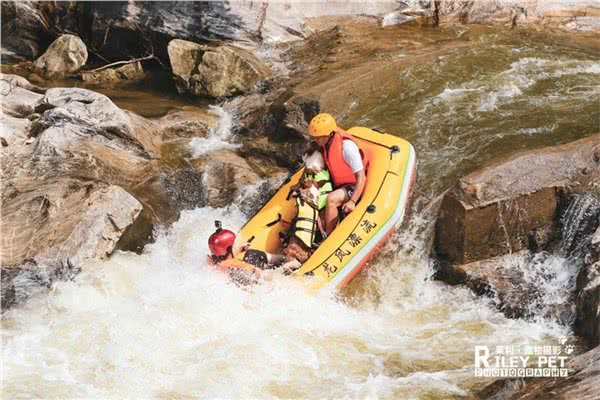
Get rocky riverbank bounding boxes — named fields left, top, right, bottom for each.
left=0, top=73, right=290, bottom=308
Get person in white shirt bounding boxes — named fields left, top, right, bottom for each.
left=306, top=113, right=367, bottom=235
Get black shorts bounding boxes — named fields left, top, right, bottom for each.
left=343, top=185, right=355, bottom=200
left=243, top=249, right=268, bottom=270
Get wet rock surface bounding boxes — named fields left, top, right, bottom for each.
left=193, top=149, right=260, bottom=208
left=435, top=251, right=535, bottom=319
left=32, top=34, right=88, bottom=78
left=435, top=134, right=600, bottom=265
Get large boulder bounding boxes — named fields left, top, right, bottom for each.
left=0, top=183, right=141, bottom=267
left=33, top=34, right=88, bottom=78
left=0, top=82, right=160, bottom=267
left=435, top=192, right=599, bottom=324
left=0, top=1, right=48, bottom=62
left=435, top=134, right=600, bottom=265
left=167, top=40, right=205, bottom=94
left=1, top=76, right=205, bottom=257
left=168, top=39, right=271, bottom=98
left=435, top=251, right=534, bottom=318
left=0, top=181, right=142, bottom=309
left=0, top=74, right=45, bottom=118
left=194, top=45, right=271, bottom=97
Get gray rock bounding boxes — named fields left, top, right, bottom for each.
left=43, top=185, right=142, bottom=264
left=195, top=149, right=261, bottom=208
left=0, top=111, right=31, bottom=147
left=168, top=39, right=271, bottom=98
left=33, top=34, right=88, bottom=78
left=0, top=73, right=45, bottom=94
left=435, top=134, right=600, bottom=264
left=0, top=75, right=45, bottom=118
left=0, top=184, right=141, bottom=310
left=0, top=180, right=140, bottom=266
left=1, top=74, right=248, bottom=238
left=0, top=1, right=47, bottom=62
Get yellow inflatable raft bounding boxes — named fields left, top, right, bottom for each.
left=237, top=127, right=417, bottom=292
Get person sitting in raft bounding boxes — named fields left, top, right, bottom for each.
left=306, top=113, right=368, bottom=235
left=207, top=221, right=285, bottom=282
left=279, top=142, right=334, bottom=269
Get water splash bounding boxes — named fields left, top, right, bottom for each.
left=188, top=105, right=240, bottom=157
left=460, top=194, right=600, bottom=326
left=1, top=205, right=571, bottom=399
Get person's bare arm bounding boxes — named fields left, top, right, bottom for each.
left=342, top=169, right=366, bottom=213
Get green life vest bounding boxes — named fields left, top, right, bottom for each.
left=304, top=169, right=333, bottom=210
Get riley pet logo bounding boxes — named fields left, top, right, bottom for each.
left=474, top=338, right=574, bottom=378
left=558, top=336, right=569, bottom=345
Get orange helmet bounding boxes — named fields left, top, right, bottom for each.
left=308, top=113, right=337, bottom=137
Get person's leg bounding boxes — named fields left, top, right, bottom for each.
left=243, top=249, right=269, bottom=269
left=324, top=188, right=349, bottom=235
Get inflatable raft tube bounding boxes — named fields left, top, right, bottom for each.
left=237, top=127, right=417, bottom=292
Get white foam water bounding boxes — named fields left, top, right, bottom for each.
left=188, top=105, right=240, bottom=157
left=1, top=205, right=572, bottom=399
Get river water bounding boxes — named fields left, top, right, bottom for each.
left=2, top=26, right=599, bottom=399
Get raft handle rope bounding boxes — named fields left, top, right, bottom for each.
left=372, top=128, right=385, bottom=134
left=390, top=145, right=400, bottom=159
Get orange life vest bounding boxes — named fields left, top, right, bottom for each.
left=322, top=132, right=368, bottom=188
left=216, top=257, right=256, bottom=273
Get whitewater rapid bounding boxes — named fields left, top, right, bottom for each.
left=2, top=205, right=571, bottom=399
